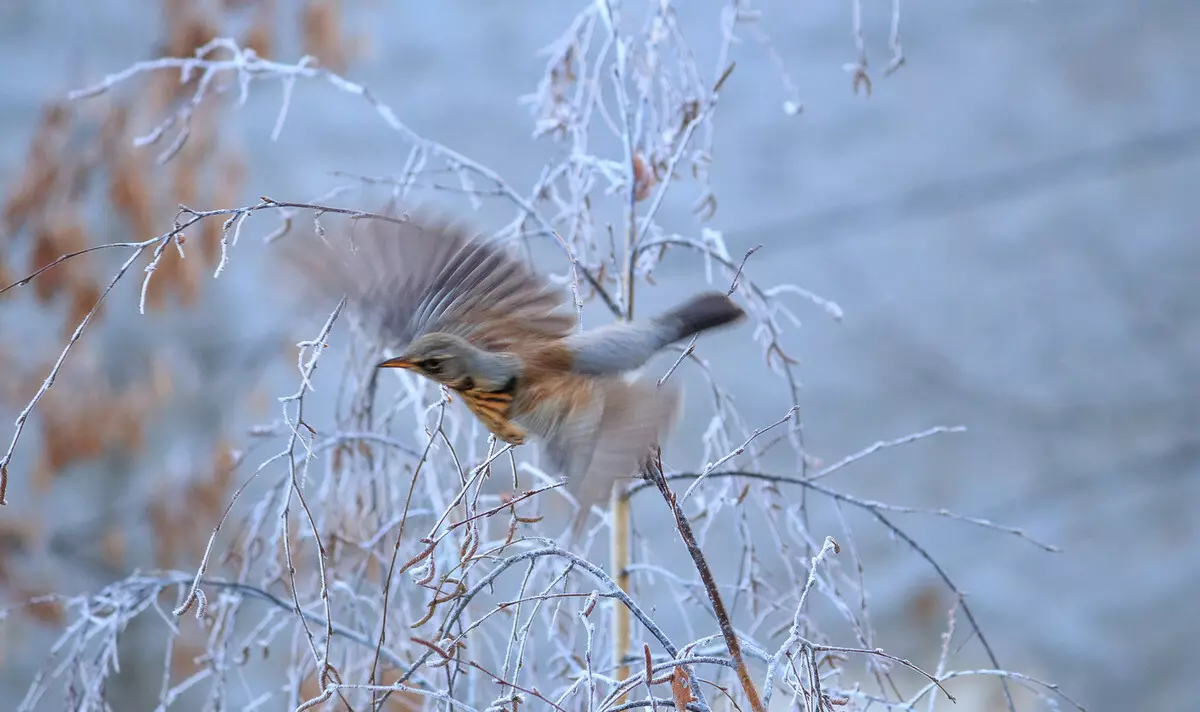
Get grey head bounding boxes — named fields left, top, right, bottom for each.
left=378, top=332, right=522, bottom=392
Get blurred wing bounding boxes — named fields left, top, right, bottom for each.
left=285, top=208, right=576, bottom=351
left=529, top=374, right=681, bottom=534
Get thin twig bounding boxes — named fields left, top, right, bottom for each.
left=645, top=455, right=765, bottom=712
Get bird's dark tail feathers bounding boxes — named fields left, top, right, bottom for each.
left=562, top=291, right=745, bottom=376
left=654, top=291, right=746, bottom=344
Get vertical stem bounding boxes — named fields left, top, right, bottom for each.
left=610, top=487, right=631, bottom=688
left=613, top=54, right=638, bottom=709
left=611, top=144, right=637, bottom=705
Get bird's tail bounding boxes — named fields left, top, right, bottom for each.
left=652, top=291, right=746, bottom=345
left=563, top=292, right=745, bottom=376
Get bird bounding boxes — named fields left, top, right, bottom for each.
left=287, top=207, right=745, bottom=532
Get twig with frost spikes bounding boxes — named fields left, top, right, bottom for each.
left=368, top=396, right=446, bottom=708
left=311, top=430, right=422, bottom=459
left=0, top=239, right=156, bottom=297
left=762, top=535, right=839, bottom=706
left=636, top=233, right=821, bottom=463
left=825, top=502, right=896, bottom=694
left=395, top=545, right=682, bottom=684
left=434, top=562, right=585, bottom=667
left=138, top=232, right=175, bottom=313
left=595, top=655, right=741, bottom=711
left=0, top=196, right=449, bottom=507
left=807, top=424, right=1059, bottom=551
left=631, top=466, right=1058, bottom=552
left=682, top=405, right=798, bottom=506
left=0, top=243, right=148, bottom=506
left=814, top=643, right=954, bottom=703
left=635, top=234, right=843, bottom=321
left=277, top=299, right=344, bottom=698
left=807, top=424, right=966, bottom=482
left=460, top=657, right=573, bottom=712
left=658, top=243, right=759, bottom=389
left=303, top=682, right=478, bottom=712
left=644, top=454, right=765, bottom=712
left=633, top=467, right=1034, bottom=700
left=928, top=603, right=957, bottom=712
left=907, top=668, right=1086, bottom=711
left=578, top=602, right=597, bottom=712
left=503, top=562, right=573, bottom=692
left=635, top=103, right=715, bottom=238
left=69, top=38, right=622, bottom=317
left=717, top=3, right=804, bottom=118
left=174, top=300, right=342, bottom=618
left=212, top=206, right=251, bottom=278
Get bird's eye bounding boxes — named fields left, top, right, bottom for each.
left=422, top=358, right=443, bottom=375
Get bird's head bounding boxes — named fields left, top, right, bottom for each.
left=377, top=332, right=475, bottom=388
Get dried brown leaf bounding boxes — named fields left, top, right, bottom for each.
left=671, top=665, right=694, bottom=711
left=632, top=151, right=657, bottom=202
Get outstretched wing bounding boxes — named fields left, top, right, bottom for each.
left=517, top=372, right=682, bottom=536
left=286, top=207, right=576, bottom=352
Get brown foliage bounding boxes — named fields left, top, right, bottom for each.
left=169, top=635, right=209, bottom=679
left=35, top=373, right=149, bottom=488
left=242, top=0, right=277, bottom=59
left=66, top=280, right=103, bottom=337
left=0, top=516, right=36, bottom=583
left=147, top=437, right=240, bottom=568
left=0, top=519, right=62, bottom=628
left=30, top=212, right=90, bottom=305
left=200, top=151, right=247, bottom=268
left=158, top=0, right=220, bottom=105
left=108, top=132, right=155, bottom=242
left=0, top=0, right=323, bottom=683
left=302, top=0, right=348, bottom=72
left=2, top=103, right=69, bottom=235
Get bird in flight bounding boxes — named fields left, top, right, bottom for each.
left=289, top=208, right=745, bottom=531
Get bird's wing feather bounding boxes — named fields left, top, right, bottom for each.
left=285, top=208, right=576, bottom=351
left=525, top=374, right=681, bottom=534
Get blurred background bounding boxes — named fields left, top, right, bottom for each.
left=1, top=0, right=1197, bottom=710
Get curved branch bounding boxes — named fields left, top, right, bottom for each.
left=627, top=469, right=1030, bottom=710
left=396, top=544, right=679, bottom=685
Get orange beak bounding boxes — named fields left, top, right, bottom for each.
left=376, top=356, right=415, bottom=370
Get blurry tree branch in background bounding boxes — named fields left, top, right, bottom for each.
left=0, top=1, right=1078, bottom=711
